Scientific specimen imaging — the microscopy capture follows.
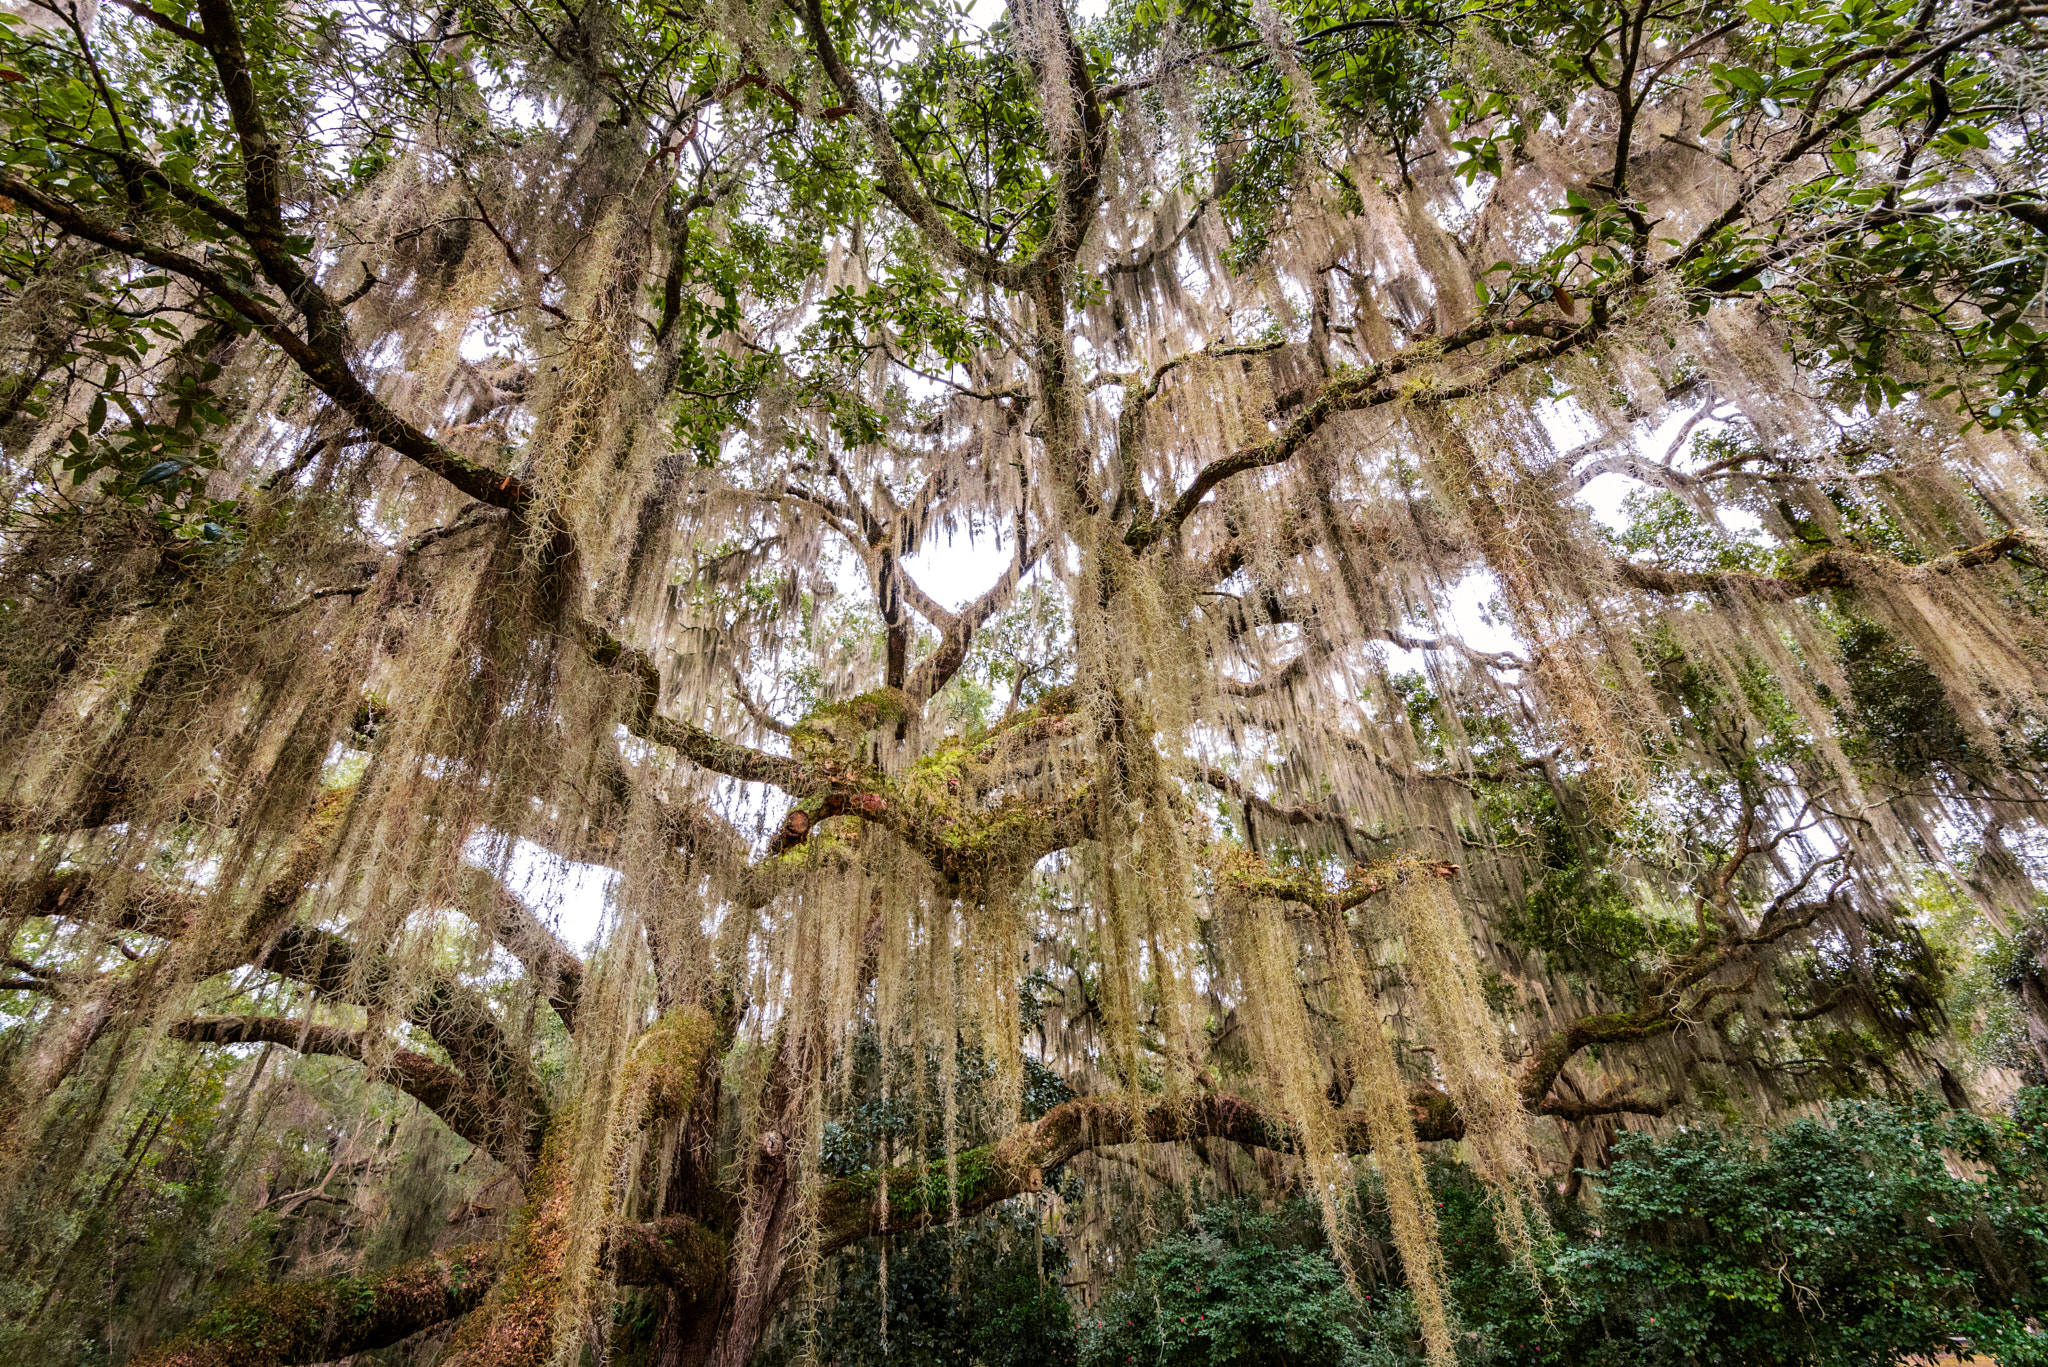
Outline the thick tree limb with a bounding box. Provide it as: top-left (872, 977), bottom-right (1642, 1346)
top-left (814, 1087), bottom-right (1463, 1255)
top-left (610, 1214), bottom-right (729, 1297)
top-left (1234, 857), bottom-right (1457, 916)
top-left (1614, 526), bottom-right (2043, 601)
top-left (1517, 1010), bottom-right (1694, 1113)
top-left (1193, 764), bottom-right (1394, 850)
top-left (1536, 1084), bottom-right (1685, 1122)
top-left (580, 620), bottom-right (803, 788)
top-left (254, 925), bottom-right (545, 1158)
top-left (1518, 887), bottom-right (1843, 1112)
top-left (168, 1015), bottom-right (505, 1158)
top-left (128, 1243), bottom-right (502, 1367)
top-left (579, 618), bottom-right (1093, 896)
top-left (459, 867), bottom-right (584, 1031)
top-left (125, 1212), bottom-right (722, 1367)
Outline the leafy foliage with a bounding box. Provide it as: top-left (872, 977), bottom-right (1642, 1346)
top-left (1079, 1094), bottom-right (2048, 1367)
top-left (1080, 1201), bottom-right (1372, 1367)
top-left (761, 1208), bottom-right (1078, 1367)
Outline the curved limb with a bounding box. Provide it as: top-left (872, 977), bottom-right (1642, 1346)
top-left (128, 1243), bottom-right (502, 1367)
top-left (167, 1015), bottom-right (511, 1164)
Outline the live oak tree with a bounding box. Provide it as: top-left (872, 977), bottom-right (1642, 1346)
top-left (0, 0), bottom-right (2044, 1360)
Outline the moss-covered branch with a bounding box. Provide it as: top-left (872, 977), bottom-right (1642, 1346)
top-left (1224, 853), bottom-right (1457, 917)
top-left (1125, 317), bottom-right (1603, 551)
top-left (1517, 1011), bottom-right (1689, 1114)
top-left (452, 1010), bottom-right (726, 1367)
top-left (610, 1214), bottom-right (728, 1297)
top-left (462, 865), bottom-right (585, 1031)
top-left (243, 927), bottom-right (549, 1167)
top-left (125, 1211), bottom-right (724, 1367)
top-left (17, 862), bottom-right (549, 1169)
top-left (167, 1015), bottom-right (509, 1162)
top-left (0, 170), bottom-right (531, 514)
top-left (1614, 526), bottom-right (2043, 602)
top-left (579, 619), bottom-right (804, 789)
top-left (129, 1244), bottom-right (502, 1367)
top-left (813, 1088), bottom-right (1463, 1255)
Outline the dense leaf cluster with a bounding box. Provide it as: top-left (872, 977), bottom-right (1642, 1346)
top-left (1082, 1093), bottom-right (2048, 1367)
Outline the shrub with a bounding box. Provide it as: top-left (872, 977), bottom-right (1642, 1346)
top-left (1078, 1091), bottom-right (2048, 1367)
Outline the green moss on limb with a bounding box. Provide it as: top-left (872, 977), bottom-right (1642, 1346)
top-left (812, 1089), bottom-right (1464, 1254)
top-left (791, 687), bottom-right (918, 754)
top-left (129, 1244), bottom-right (501, 1367)
top-left (610, 1215), bottom-right (728, 1299)
top-left (453, 1012), bottom-right (724, 1367)
top-left (629, 1006), bottom-right (716, 1127)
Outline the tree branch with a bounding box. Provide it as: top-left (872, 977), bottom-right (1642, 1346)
top-left (105, 0), bottom-right (205, 44)
top-left (579, 619), bottom-right (804, 789)
top-left (0, 177), bottom-right (529, 512)
top-left (128, 1244), bottom-right (502, 1367)
top-left (903, 533), bottom-right (1048, 704)
top-left (795, 0), bottom-right (1009, 284)
top-left (459, 867), bottom-right (584, 1031)
top-left (126, 1212), bottom-right (723, 1367)
top-left (1127, 318), bottom-right (1601, 551)
top-left (167, 1015), bottom-right (506, 1159)
top-left (1193, 764), bottom-right (1394, 849)
top-left (814, 1087), bottom-right (1464, 1255)
top-left (1614, 526), bottom-right (2044, 601)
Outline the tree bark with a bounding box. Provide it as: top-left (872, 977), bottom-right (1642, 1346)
top-left (128, 1244), bottom-right (501, 1367)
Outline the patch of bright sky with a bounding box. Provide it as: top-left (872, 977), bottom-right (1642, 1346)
top-left (467, 832), bottom-right (620, 951)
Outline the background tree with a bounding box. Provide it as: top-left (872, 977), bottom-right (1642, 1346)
top-left (0, 0), bottom-right (2044, 1359)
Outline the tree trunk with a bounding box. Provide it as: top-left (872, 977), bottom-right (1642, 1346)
top-left (698, 1019), bottom-right (816, 1367)
top-left (2018, 961), bottom-right (2048, 1078)
top-left (651, 1008), bottom-right (740, 1367)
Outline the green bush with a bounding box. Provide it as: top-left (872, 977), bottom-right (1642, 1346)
top-left (1079, 1202), bottom-right (1371, 1367)
top-left (1078, 1092), bottom-right (2048, 1367)
top-left (764, 1207), bottom-right (1077, 1367)
top-left (1554, 1092), bottom-right (2048, 1366)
